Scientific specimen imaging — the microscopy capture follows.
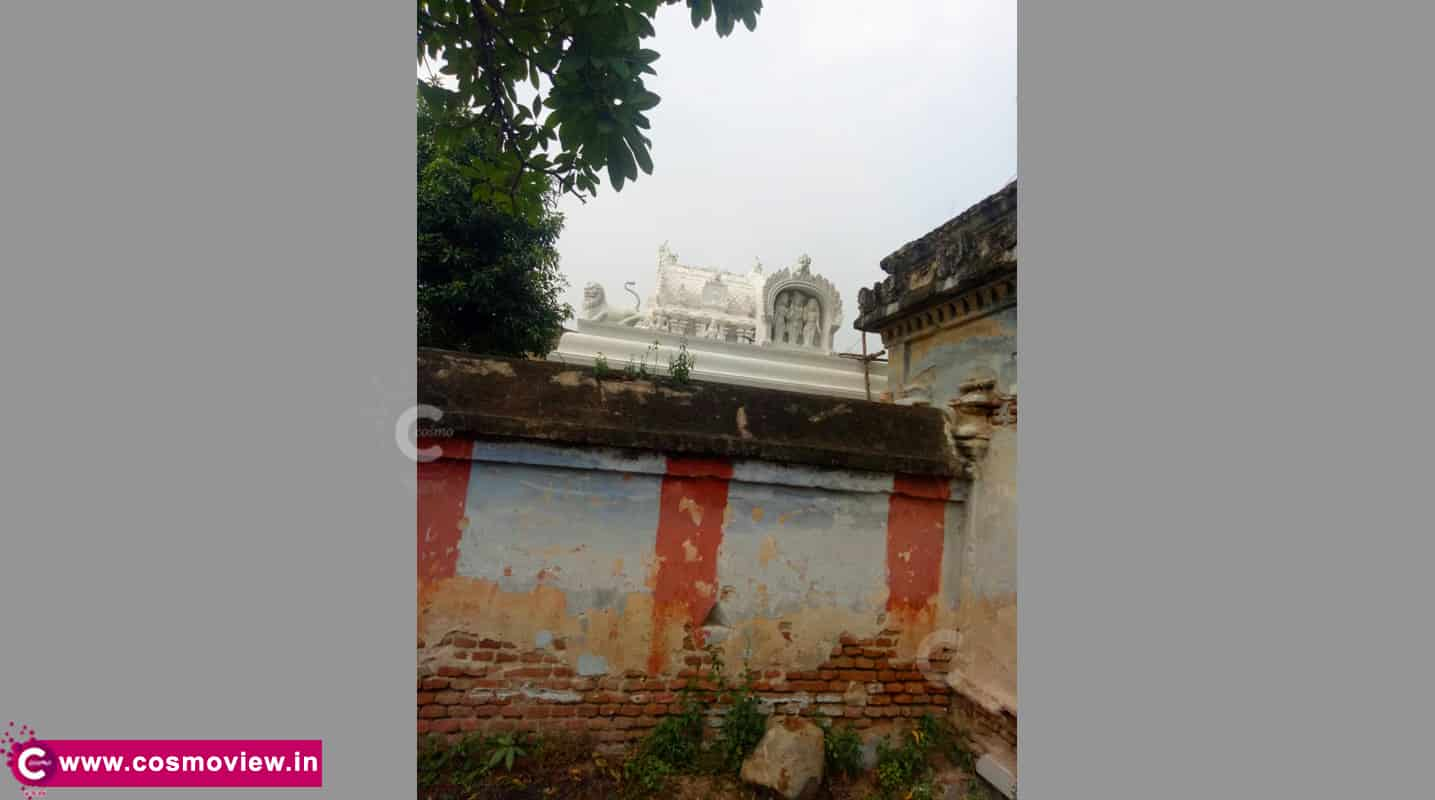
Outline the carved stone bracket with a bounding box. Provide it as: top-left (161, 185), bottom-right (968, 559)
top-left (948, 373), bottom-right (1003, 477)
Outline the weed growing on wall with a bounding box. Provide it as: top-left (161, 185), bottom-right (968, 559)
top-left (860, 713), bottom-right (1002, 800)
top-left (417, 734), bottom-right (454, 791)
top-left (617, 642), bottom-right (772, 797)
top-left (418, 732), bottom-right (528, 795)
top-left (820, 720), bottom-right (864, 780)
top-left (485, 733), bottom-right (528, 772)
top-left (715, 669), bottom-right (764, 772)
top-left (593, 352), bottom-right (609, 379)
top-left (419, 731), bottom-right (620, 799)
top-left (623, 340), bottom-right (661, 380)
top-left (872, 730), bottom-right (932, 800)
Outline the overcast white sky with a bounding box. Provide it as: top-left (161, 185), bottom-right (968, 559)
top-left (423, 0), bottom-right (1016, 354)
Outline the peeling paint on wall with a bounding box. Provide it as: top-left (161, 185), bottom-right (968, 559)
top-left (418, 438), bottom-right (475, 601)
top-left (901, 307), bottom-right (1017, 404)
top-left (886, 474), bottom-right (950, 612)
top-left (648, 457), bottom-right (732, 673)
top-left (418, 439), bottom-right (978, 729)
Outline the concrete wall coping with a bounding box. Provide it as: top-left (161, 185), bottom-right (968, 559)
top-left (447, 439), bottom-right (969, 502)
top-left (418, 348), bottom-right (962, 477)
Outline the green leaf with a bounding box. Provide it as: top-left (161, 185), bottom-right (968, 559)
top-left (623, 127), bottom-right (654, 174)
top-left (417, 81), bottom-right (451, 110)
top-left (532, 94), bottom-right (542, 117)
top-left (630, 90), bottom-right (661, 111)
top-left (609, 136), bottom-right (637, 183)
top-left (607, 154), bottom-right (626, 191)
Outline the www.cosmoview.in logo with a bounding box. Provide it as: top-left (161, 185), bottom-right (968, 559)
top-left (13, 743), bottom-right (54, 785)
top-left (4, 723), bottom-right (322, 795)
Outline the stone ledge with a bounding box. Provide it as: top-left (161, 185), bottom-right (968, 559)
top-left (418, 348), bottom-right (961, 477)
top-left (855, 180), bottom-right (1016, 333)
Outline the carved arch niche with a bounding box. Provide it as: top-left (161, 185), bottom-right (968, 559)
top-left (761, 256), bottom-right (843, 353)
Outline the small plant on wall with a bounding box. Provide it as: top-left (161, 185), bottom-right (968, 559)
top-left (624, 341), bottom-right (660, 380)
top-left (820, 720), bottom-right (864, 781)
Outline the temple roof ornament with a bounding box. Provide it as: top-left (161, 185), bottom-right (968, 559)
top-left (552, 244), bottom-right (883, 399)
top-left (579, 281), bottom-right (642, 326)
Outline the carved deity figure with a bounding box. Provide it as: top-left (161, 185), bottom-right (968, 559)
top-left (785, 295), bottom-right (804, 345)
top-left (771, 293), bottom-right (792, 343)
top-left (802, 299), bottom-right (820, 348)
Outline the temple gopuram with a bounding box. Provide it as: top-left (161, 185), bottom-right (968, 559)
top-left (550, 244), bottom-right (886, 400)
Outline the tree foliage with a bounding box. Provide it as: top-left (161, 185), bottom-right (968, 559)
top-left (418, 97), bottom-right (572, 357)
top-left (417, 0), bottom-right (762, 221)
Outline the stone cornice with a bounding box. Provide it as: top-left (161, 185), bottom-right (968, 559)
top-left (855, 181), bottom-right (1016, 333)
top-left (872, 273), bottom-right (1016, 349)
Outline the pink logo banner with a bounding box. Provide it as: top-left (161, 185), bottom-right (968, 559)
top-left (6, 738), bottom-right (322, 789)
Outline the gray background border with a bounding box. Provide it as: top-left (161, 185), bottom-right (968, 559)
top-left (1, 3), bottom-right (414, 798)
top-left (1022, 1), bottom-right (1433, 797)
top-left (3, 1), bottom-right (1433, 798)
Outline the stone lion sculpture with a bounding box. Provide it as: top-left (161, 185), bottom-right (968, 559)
top-left (581, 282), bottom-right (643, 326)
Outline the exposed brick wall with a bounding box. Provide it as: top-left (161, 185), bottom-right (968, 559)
top-left (948, 688), bottom-right (1018, 773)
top-left (417, 628), bottom-right (955, 745)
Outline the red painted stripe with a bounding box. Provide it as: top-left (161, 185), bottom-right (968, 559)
top-left (665, 458), bottom-right (734, 480)
top-left (417, 438), bottom-right (474, 588)
top-left (648, 457), bottom-right (732, 673)
top-left (886, 474), bottom-right (950, 612)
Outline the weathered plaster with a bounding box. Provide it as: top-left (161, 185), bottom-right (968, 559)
top-left (952, 429), bottom-right (1016, 713)
top-left (454, 461), bottom-right (660, 611)
top-left (900, 306), bottom-right (1017, 404)
top-left (719, 480), bottom-right (891, 619)
top-left (418, 445), bottom-right (973, 681)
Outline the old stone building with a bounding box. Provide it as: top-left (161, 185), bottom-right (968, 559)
top-left (856, 180), bottom-right (1017, 787)
top-left (856, 180), bottom-right (1016, 409)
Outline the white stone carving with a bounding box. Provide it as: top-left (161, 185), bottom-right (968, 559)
top-left (761, 254), bottom-right (843, 353)
top-left (645, 244), bottom-right (766, 343)
top-left (580, 282), bottom-right (642, 326)
top-left (552, 245), bottom-right (877, 399)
